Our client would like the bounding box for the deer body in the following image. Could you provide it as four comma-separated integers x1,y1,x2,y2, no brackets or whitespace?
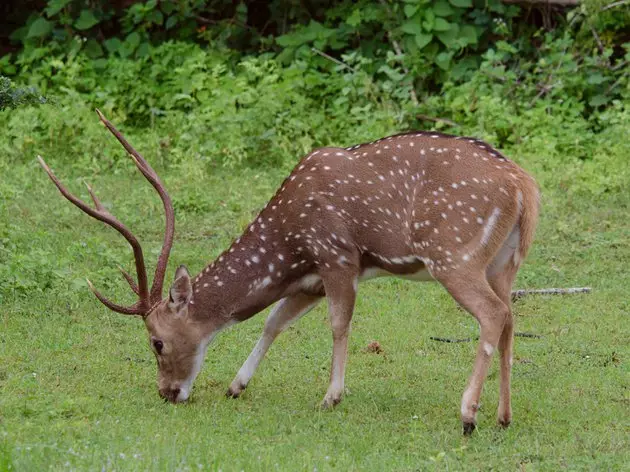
41,115,539,435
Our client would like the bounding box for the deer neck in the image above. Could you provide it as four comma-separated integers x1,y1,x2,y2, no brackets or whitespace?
189,232,304,326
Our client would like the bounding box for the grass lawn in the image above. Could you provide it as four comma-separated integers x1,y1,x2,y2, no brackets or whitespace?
1,147,628,471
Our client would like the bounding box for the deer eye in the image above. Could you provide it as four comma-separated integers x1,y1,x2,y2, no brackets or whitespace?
153,340,164,354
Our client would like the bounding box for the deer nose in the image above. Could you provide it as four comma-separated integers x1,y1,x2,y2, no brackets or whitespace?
159,387,182,403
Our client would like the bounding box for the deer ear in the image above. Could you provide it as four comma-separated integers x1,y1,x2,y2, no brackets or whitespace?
169,265,192,310
174,264,190,281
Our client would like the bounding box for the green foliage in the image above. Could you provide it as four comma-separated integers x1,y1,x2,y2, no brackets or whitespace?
0,75,45,110
3,0,266,70
2,18,628,187
416,33,630,197
2,0,628,123
275,0,521,89
1,41,408,170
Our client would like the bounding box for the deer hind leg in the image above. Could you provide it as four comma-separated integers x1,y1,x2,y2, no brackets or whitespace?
227,293,322,398
320,271,358,409
487,226,521,428
438,269,510,435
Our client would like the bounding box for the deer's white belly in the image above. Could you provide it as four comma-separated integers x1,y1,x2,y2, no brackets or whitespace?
359,266,434,283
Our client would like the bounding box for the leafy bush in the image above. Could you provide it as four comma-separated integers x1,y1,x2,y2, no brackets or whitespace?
417,34,630,197
3,1,628,119
0,1,627,201
275,0,522,91
0,75,45,110
1,38,414,169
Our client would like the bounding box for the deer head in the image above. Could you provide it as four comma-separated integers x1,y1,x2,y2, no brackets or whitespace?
39,110,215,402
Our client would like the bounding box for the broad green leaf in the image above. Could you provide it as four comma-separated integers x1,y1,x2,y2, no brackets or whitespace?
136,42,151,58
401,20,423,36
449,0,473,7
68,36,82,56
587,73,607,85
276,21,332,47
147,10,164,25
435,51,453,70
125,32,141,51
27,18,53,38
589,94,609,107
74,10,100,30
84,39,103,58
165,16,178,30
119,32,141,57
496,40,517,53
10,25,28,41
436,24,459,47
450,56,479,80
460,25,478,45
403,35,416,54
276,35,296,47
433,1,454,16
404,4,419,17
433,18,450,31
346,9,363,26
0,54,16,75
103,38,122,54
414,33,433,50
161,1,175,14
45,0,73,17
92,58,108,69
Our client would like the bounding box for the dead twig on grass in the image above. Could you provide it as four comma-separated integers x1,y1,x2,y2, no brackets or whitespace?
430,287,590,343
430,332,543,344
511,287,591,300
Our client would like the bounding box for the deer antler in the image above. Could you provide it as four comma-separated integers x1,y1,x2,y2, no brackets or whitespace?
94,110,174,303
38,110,175,315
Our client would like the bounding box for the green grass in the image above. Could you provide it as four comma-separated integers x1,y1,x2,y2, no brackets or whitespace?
1,139,629,471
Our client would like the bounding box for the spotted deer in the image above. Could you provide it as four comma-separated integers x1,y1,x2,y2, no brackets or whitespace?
39,110,539,435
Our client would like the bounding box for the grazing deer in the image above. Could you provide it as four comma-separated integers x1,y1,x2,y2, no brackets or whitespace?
39,110,539,434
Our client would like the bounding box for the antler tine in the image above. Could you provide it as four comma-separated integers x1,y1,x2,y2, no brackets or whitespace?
95,109,155,178
86,279,145,315
95,110,175,303
38,156,150,314
118,265,140,295
84,181,104,211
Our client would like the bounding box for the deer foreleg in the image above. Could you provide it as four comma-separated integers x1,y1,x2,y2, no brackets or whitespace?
227,293,321,398
321,273,358,409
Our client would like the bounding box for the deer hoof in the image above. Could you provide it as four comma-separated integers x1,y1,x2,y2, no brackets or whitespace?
497,418,511,429
320,394,342,410
462,421,476,436
226,383,245,398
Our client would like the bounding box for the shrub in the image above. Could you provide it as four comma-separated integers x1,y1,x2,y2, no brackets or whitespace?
0,75,45,110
